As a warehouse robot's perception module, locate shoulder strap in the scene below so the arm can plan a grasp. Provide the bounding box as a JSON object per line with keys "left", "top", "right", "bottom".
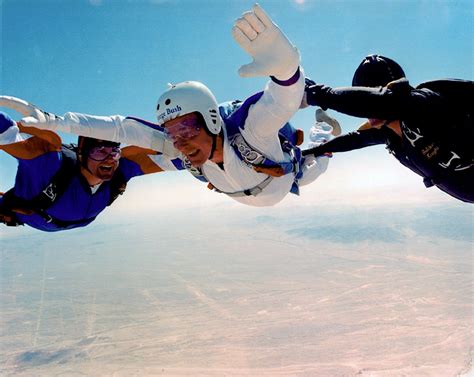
{"left": 107, "top": 169, "right": 127, "bottom": 206}
{"left": 0, "top": 145, "right": 81, "bottom": 227}
{"left": 39, "top": 145, "right": 78, "bottom": 206}
{"left": 220, "top": 94, "right": 302, "bottom": 178}
{"left": 10, "top": 145, "right": 78, "bottom": 212}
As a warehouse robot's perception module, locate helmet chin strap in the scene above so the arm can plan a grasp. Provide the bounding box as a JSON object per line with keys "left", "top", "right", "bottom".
{"left": 208, "top": 131, "right": 220, "bottom": 161}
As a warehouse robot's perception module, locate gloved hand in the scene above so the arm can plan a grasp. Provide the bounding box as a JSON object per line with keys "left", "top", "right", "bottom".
{"left": 232, "top": 3, "right": 300, "bottom": 80}
{"left": 307, "top": 108, "right": 341, "bottom": 148}
{"left": 0, "top": 95, "right": 60, "bottom": 125}
{"left": 307, "top": 123, "right": 333, "bottom": 149}
{"left": 315, "top": 108, "right": 341, "bottom": 136}
{"left": 150, "top": 132, "right": 181, "bottom": 159}
{"left": 300, "top": 77, "right": 317, "bottom": 108}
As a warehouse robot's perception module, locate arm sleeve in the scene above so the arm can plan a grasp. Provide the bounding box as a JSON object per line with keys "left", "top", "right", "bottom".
{"left": 305, "top": 81, "right": 444, "bottom": 121}
{"left": 298, "top": 155, "right": 330, "bottom": 187}
{"left": 0, "top": 113, "right": 62, "bottom": 158}
{"left": 20, "top": 112, "right": 173, "bottom": 153}
{"left": 240, "top": 68, "right": 305, "bottom": 160}
{"left": 303, "top": 128, "right": 388, "bottom": 157}
{"left": 0, "top": 112, "right": 24, "bottom": 145}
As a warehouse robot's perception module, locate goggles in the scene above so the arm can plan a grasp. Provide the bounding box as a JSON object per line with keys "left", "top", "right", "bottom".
{"left": 164, "top": 117, "right": 202, "bottom": 142}
{"left": 88, "top": 146, "right": 121, "bottom": 161}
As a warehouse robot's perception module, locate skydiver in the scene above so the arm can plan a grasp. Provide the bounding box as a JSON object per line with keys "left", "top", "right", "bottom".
{"left": 302, "top": 54, "right": 473, "bottom": 203}
{"left": 19, "top": 4, "right": 338, "bottom": 207}
{"left": 0, "top": 106, "right": 164, "bottom": 231}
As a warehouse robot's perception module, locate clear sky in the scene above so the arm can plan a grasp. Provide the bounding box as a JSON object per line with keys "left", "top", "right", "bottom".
{"left": 1, "top": 0, "right": 473, "bottom": 222}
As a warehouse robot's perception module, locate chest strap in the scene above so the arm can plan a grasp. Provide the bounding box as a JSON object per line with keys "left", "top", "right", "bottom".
{"left": 210, "top": 175, "right": 274, "bottom": 197}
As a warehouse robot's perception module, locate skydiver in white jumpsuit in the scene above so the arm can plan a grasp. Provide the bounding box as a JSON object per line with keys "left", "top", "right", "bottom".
{"left": 15, "top": 4, "right": 338, "bottom": 207}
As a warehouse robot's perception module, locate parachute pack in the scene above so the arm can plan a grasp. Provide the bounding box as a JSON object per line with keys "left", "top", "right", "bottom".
{"left": 416, "top": 79, "right": 473, "bottom": 111}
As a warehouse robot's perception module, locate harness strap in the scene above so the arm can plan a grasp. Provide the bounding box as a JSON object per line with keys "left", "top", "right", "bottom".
{"left": 184, "top": 157, "right": 275, "bottom": 197}
{"left": 184, "top": 98, "right": 305, "bottom": 197}
{"left": 107, "top": 170, "right": 127, "bottom": 206}
{"left": 211, "top": 175, "right": 274, "bottom": 197}
{"left": 230, "top": 133, "right": 296, "bottom": 176}
{"left": 0, "top": 192, "right": 24, "bottom": 226}
{"left": 34, "top": 209, "right": 97, "bottom": 228}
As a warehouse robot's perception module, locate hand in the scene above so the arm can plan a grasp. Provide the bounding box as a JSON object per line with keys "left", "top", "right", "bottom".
{"left": 315, "top": 108, "right": 341, "bottom": 136}
{"left": 300, "top": 77, "right": 318, "bottom": 108}
{"left": 150, "top": 132, "right": 181, "bottom": 159}
{"left": 232, "top": 3, "right": 300, "bottom": 80}
{"left": 0, "top": 95, "right": 58, "bottom": 122}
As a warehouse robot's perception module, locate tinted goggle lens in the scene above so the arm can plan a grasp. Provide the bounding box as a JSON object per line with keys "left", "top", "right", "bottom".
{"left": 165, "top": 118, "right": 201, "bottom": 141}
{"left": 88, "top": 146, "right": 121, "bottom": 161}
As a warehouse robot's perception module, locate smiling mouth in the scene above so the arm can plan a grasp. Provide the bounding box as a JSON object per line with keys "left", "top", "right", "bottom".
{"left": 99, "top": 165, "right": 114, "bottom": 173}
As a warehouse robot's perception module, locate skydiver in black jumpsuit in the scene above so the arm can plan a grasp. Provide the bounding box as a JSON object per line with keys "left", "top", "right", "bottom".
{"left": 303, "top": 54, "right": 473, "bottom": 203}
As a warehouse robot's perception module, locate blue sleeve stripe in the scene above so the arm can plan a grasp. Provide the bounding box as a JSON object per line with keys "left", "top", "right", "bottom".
{"left": 171, "top": 158, "right": 186, "bottom": 170}
{"left": 0, "top": 112, "right": 15, "bottom": 133}
{"left": 125, "top": 116, "right": 166, "bottom": 132}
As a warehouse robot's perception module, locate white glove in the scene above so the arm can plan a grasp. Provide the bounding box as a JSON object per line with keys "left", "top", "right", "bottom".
{"left": 232, "top": 3, "right": 300, "bottom": 80}
{"left": 0, "top": 95, "right": 60, "bottom": 125}
{"left": 315, "top": 108, "right": 341, "bottom": 136}
{"left": 150, "top": 132, "right": 181, "bottom": 158}
{"left": 307, "top": 119, "right": 335, "bottom": 149}
{"left": 0, "top": 95, "right": 180, "bottom": 158}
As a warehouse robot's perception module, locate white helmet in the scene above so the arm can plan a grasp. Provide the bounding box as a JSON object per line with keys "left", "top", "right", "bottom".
{"left": 156, "top": 81, "right": 221, "bottom": 135}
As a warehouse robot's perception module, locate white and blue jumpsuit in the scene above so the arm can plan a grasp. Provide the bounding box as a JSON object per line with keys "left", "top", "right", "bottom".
{"left": 23, "top": 71, "right": 331, "bottom": 207}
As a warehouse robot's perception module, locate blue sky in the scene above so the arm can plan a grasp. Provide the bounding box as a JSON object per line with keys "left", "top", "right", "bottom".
{"left": 1, "top": 0, "right": 473, "bottom": 222}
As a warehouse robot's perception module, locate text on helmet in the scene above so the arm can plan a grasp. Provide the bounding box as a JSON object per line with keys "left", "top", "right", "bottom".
{"left": 157, "top": 104, "right": 182, "bottom": 122}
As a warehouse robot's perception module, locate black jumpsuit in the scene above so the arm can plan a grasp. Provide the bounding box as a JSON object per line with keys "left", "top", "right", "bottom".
{"left": 304, "top": 79, "right": 473, "bottom": 203}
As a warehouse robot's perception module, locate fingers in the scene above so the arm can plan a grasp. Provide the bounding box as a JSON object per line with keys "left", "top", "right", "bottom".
{"left": 232, "top": 26, "right": 252, "bottom": 50}
{"left": 252, "top": 3, "right": 273, "bottom": 28}
{"left": 234, "top": 15, "right": 258, "bottom": 41}
{"left": 243, "top": 11, "right": 265, "bottom": 33}
{"left": 0, "top": 95, "right": 37, "bottom": 117}
{"left": 238, "top": 63, "right": 258, "bottom": 78}
{"left": 233, "top": 3, "right": 270, "bottom": 42}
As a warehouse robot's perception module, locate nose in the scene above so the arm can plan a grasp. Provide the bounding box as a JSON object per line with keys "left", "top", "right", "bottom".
{"left": 173, "top": 137, "right": 188, "bottom": 149}
{"left": 104, "top": 153, "right": 118, "bottom": 163}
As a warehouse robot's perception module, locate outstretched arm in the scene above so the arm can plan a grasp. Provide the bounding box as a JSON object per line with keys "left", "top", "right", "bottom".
{"left": 302, "top": 127, "right": 388, "bottom": 157}
{"left": 0, "top": 112, "right": 62, "bottom": 159}
{"left": 304, "top": 78, "right": 445, "bottom": 121}
{"left": 232, "top": 3, "right": 300, "bottom": 80}
{"left": 22, "top": 112, "right": 179, "bottom": 158}
{"left": 0, "top": 96, "right": 179, "bottom": 158}
{"left": 231, "top": 4, "right": 304, "bottom": 159}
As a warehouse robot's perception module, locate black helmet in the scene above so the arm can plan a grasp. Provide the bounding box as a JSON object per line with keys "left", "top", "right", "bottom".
{"left": 77, "top": 136, "right": 120, "bottom": 166}
{"left": 352, "top": 54, "right": 405, "bottom": 87}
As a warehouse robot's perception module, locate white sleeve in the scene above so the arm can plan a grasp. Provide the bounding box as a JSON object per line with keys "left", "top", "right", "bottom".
{"left": 240, "top": 68, "right": 305, "bottom": 160}
{"left": 298, "top": 155, "right": 330, "bottom": 186}
{"left": 148, "top": 154, "right": 181, "bottom": 171}
{"left": 0, "top": 123, "right": 25, "bottom": 145}
{"left": 21, "top": 112, "right": 179, "bottom": 157}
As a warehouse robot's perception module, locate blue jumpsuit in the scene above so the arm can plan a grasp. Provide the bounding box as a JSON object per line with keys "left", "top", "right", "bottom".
{"left": 0, "top": 112, "right": 161, "bottom": 231}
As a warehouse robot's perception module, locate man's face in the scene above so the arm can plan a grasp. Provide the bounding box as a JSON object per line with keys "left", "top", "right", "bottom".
{"left": 85, "top": 145, "right": 121, "bottom": 181}
{"left": 368, "top": 118, "right": 386, "bottom": 128}
{"left": 164, "top": 112, "right": 213, "bottom": 167}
